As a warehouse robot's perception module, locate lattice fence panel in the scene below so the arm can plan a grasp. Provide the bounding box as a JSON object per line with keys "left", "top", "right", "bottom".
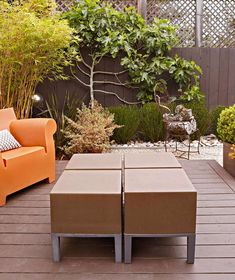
{"left": 202, "top": 0, "right": 235, "bottom": 47}
{"left": 146, "top": 0, "right": 196, "bottom": 47}
{"left": 105, "top": 0, "right": 137, "bottom": 10}
{"left": 56, "top": 0, "right": 137, "bottom": 12}
{"left": 56, "top": 0, "right": 74, "bottom": 12}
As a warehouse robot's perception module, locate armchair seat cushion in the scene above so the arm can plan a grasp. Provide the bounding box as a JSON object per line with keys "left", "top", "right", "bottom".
{"left": 2, "top": 146, "right": 46, "bottom": 165}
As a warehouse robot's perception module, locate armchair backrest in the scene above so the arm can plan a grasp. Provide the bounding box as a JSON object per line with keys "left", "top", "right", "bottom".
{"left": 0, "top": 108, "right": 17, "bottom": 130}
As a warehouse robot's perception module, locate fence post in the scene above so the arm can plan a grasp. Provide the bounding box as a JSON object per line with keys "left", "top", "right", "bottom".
{"left": 195, "top": 0, "right": 203, "bottom": 47}
{"left": 137, "top": 0, "right": 147, "bottom": 20}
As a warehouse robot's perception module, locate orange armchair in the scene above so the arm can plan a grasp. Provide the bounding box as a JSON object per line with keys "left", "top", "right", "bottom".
{"left": 0, "top": 108, "right": 57, "bottom": 206}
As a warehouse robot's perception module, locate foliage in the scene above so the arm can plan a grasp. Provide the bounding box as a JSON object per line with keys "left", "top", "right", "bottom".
{"left": 139, "top": 103, "right": 164, "bottom": 142}
{"left": 229, "top": 144, "right": 235, "bottom": 159}
{"left": 109, "top": 105, "right": 140, "bottom": 144}
{"left": 121, "top": 22, "right": 203, "bottom": 103}
{"left": 62, "top": 101, "right": 120, "bottom": 155}
{"left": 179, "top": 84, "right": 204, "bottom": 103}
{"left": 0, "top": 0, "right": 74, "bottom": 118}
{"left": 217, "top": 104, "right": 235, "bottom": 144}
{"left": 36, "top": 92, "right": 81, "bottom": 158}
{"left": 64, "top": 0, "right": 144, "bottom": 106}
{"left": 209, "top": 106, "right": 226, "bottom": 137}
{"left": 64, "top": 0, "right": 202, "bottom": 106}
{"left": 109, "top": 100, "right": 209, "bottom": 144}
{"left": 185, "top": 100, "right": 210, "bottom": 136}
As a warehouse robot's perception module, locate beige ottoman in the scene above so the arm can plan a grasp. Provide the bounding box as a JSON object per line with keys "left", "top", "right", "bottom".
{"left": 124, "top": 168, "right": 197, "bottom": 264}
{"left": 124, "top": 152, "right": 182, "bottom": 169}
{"left": 65, "top": 153, "right": 122, "bottom": 170}
{"left": 50, "top": 170, "right": 122, "bottom": 262}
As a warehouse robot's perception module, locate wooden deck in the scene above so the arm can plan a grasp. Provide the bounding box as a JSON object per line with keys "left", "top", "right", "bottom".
{"left": 1, "top": 160, "right": 235, "bottom": 280}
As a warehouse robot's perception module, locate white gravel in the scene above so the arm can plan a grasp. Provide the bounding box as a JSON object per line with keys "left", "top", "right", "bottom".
{"left": 111, "top": 137, "right": 223, "bottom": 166}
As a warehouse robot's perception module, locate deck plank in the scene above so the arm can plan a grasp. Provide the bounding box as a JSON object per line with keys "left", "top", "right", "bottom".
{"left": 0, "top": 159, "right": 235, "bottom": 278}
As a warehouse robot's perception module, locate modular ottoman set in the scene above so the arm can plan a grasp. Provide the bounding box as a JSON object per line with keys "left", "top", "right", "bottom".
{"left": 50, "top": 153, "right": 197, "bottom": 264}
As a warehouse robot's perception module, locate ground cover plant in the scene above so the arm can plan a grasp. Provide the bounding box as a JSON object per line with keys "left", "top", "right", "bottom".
{"left": 0, "top": 0, "right": 74, "bottom": 118}
{"left": 64, "top": 0, "right": 203, "bottom": 106}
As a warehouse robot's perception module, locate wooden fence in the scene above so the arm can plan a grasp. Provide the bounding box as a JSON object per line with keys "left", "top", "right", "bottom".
{"left": 37, "top": 48, "right": 235, "bottom": 109}
{"left": 56, "top": 0, "right": 235, "bottom": 48}
{"left": 175, "top": 48, "right": 235, "bottom": 108}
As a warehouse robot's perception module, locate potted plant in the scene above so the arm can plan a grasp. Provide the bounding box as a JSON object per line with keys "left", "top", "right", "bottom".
{"left": 217, "top": 105, "right": 235, "bottom": 178}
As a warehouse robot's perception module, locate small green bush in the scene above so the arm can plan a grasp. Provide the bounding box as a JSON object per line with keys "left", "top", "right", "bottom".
{"left": 209, "top": 106, "right": 226, "bottom": 137}
{"left": 217, "top": 104, "right": 235, "bottom": 144}
{"left": 109, "top": 106, "right": 140, "bottom": 144}
{"left": 139, "top": 103, "right": 164, "bottom": 142}
{"left": 185, "top": 100, "right": 210, "bottom": 136}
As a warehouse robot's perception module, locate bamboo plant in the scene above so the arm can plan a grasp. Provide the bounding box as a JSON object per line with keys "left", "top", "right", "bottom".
{"left": 0, "top": 0, "right": 74, "bottom": 118}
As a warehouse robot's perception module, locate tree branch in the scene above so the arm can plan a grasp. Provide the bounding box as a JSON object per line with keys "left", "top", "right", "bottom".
{"left": 70, "top": 67, "right": 90, "bottom": 87}
{"left": 94, "top": 80, "right": 139, "bottom": 89}
{"left": 114, "top": 74, "right": 139, "bottom": 89}
{"left": 93, "top": 90, "right": 142, "bottom": 105}
{"left": 76, "top": 61, "right": 90, "bottom": 77}
{"left": 79, "top": 51, "right": 92, "bottom": 70}
{"left": 93, "top": 69, "right": 139, "bottom": 88}
{"left": 94, "top": 80, "right": 127, "bottom": 87}
{"left": 93, "top": 69, "right": 128, "bottom": 75}
{"left": 94, "top": 55, "right": 104, "bottom": 65}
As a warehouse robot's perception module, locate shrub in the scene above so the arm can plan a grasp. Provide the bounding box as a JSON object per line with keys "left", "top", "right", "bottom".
{"left": 230, "top": 144, "right": 235, "bottom": 159}
{"left": 209, "top": 106, "right": 226, "bottom": 137}
{"left": 35, "top": 92, "right": 81, "bottom": 158}
{"left": 62, "top": 101, "right": 120, "bottom": 156}
{"left": 109, "top": 106, "right": 140, "bottom": 144}
{"left": 217, "top": 104, "right": 235, "bottom": 144}
{"left": 139, "top": 103, "right": 164, "bottom": 142}
{"left": 0, "top": 0, "right": 73, "bottom": 118}
{"left": 185, "top": 100, "right": 210, "bottom": 136}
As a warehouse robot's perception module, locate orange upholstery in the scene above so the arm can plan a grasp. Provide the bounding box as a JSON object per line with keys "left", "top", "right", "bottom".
{"left": 0, "top": 108, "right": 57, "bottom": 206}
{"left": 0, "top": 108, "right": 16, "bottom": 130}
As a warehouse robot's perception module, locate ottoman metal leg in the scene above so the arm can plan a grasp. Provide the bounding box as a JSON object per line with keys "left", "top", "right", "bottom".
{"left": 114, "top": 234, "right": 122, "bottom": 263}
{"left": 187, "top": 234, "right": 196, "bottom": 264}
{"left": 52, "top": 234, "right": 60, "bottom": 262}
{"left": 124, "top": 235, "right": 132, "bottom": 264}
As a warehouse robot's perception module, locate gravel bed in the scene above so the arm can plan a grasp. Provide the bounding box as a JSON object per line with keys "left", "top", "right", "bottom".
{"left": 111, "top": 136, "right": 223, "bottom": 166}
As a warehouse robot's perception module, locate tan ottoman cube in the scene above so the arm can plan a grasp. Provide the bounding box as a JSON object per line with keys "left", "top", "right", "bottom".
{"left": 65, "top": 153, "right": 122, "bottom": 170}
{"left": 124, "top": 152, "right": 182, "bottom": 169}
{"left": 50, "top": 170, "right": 122, "bottom": 262}
{"left": 124, "top": 168, "right": 197, "bottom": 264}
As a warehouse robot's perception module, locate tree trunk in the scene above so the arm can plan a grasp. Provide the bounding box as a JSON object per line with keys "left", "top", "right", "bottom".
{"left": 90, "top": 61, "right": 95, "bottom": 108}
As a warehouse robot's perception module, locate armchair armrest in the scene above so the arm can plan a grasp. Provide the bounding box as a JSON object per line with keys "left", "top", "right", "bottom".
{"left": 10, "top": 118, "right": 57, "bottom": 153}
{"left": 0, "top": 151, "right": 4, "bottom": 169}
